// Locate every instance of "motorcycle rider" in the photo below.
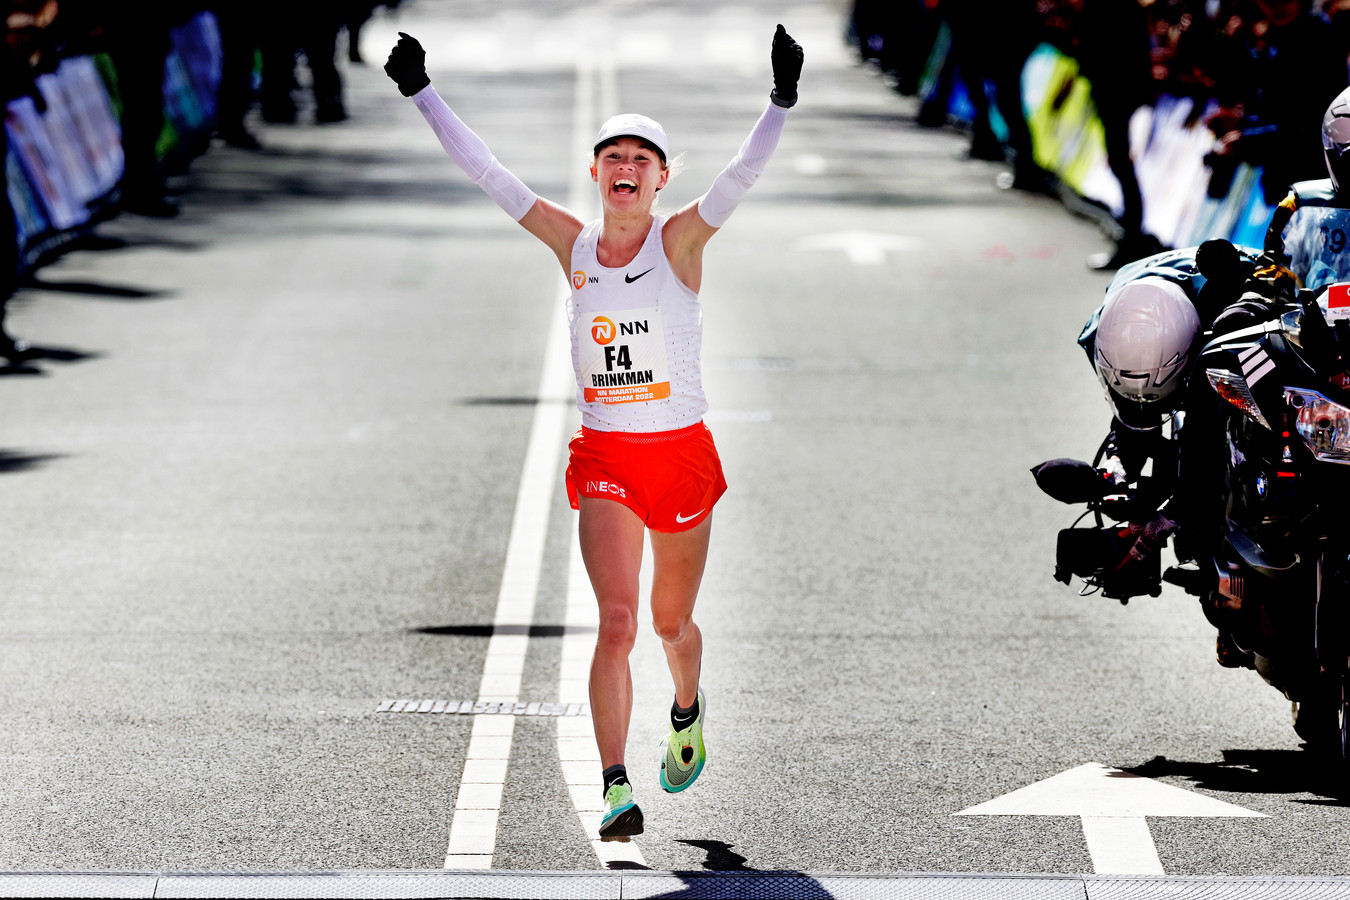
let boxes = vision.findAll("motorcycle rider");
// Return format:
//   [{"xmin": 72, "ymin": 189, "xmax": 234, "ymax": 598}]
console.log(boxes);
[
  {"xmin": 1040, "ymin": 88, "xmax": 1350, "ymax": 684},
  {"xmin": 1260, "ymin": 85, "xmax": 1350, "ymax": 293},
  {"xmin": 1078, "ymin": 241, "xmax": 1257, "ymax": 492},
  {"xmin": 1042, "ymin": 240, "xmax": 1260, "ymax": 663},
  {"xmin": 1075, "ymin": 271, "xmax": 1199, "ymax": 590},
  {"xmin": 1137, "ymin": 90, "xmax": 1350, "ymax": 665}
]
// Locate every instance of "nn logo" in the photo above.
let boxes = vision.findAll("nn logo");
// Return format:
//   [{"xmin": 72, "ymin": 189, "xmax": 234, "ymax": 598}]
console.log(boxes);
[
  {"xmin": 572, "ymin": 270, "xmax": 601, "ymax": 289},
  {"xmin": 591, "ymin": 316, "xmax": 650, "ymax": 345},
  {"xmin": 591, "ymin": 316, "xmax": 615, "ymax": 345}
]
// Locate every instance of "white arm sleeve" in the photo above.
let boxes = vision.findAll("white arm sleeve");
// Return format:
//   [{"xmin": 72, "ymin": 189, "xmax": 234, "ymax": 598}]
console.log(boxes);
[
  {"xmin": 411, "ymin": 85, "xmax": 538, "ymax": 222},
  {"xmin": 696, "ymin": 100, "xmax": 789, "ymax": 228}
]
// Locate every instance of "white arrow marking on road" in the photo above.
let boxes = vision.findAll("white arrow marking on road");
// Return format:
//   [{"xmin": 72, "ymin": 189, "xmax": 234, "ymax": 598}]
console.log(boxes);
[
  {"xmin": 955, "ymin": 762, "xmax": 1266, "ymax": 875},
  {"xmin": 793, "ymin": 231, "xmax": 923, "ymax": 266}
]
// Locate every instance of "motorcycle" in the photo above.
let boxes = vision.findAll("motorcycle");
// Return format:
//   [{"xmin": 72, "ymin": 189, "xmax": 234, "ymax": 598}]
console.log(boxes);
[{"xmin": 1036, "ymin": 230, "xmax": 1350, "ymax": 768}]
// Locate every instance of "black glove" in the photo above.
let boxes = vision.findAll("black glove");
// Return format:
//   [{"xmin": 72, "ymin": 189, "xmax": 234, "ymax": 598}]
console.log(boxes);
[
  {"xmin": 770, "ymin": 24, "xmax": 803, "ymax": 108},
  {"xmin": 385, "ymin": 31, "xmax": 431, "ymax": 97}
]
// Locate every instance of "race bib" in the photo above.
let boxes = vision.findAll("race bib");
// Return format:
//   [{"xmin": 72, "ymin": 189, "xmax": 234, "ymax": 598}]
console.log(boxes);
[
  {"xmin": 1327, "ymin": 283, "xmax": 1350, "ymax": 323},
  {"xmin": 577, "ymin": 307, "xmax": 671, "ymax": 404}
]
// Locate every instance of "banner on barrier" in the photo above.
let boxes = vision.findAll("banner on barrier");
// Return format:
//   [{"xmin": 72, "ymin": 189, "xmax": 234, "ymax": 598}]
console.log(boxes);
[{"xmin": 4, "ymin": 11, "xmax": 221, "ymax": 273}]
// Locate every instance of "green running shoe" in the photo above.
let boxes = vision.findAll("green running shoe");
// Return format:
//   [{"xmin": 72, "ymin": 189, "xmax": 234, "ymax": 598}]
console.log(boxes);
[
  {"xmin": 598, "ymin": 782, "xmax": 643, "ymax": 842},
  {"xmin": 659, "ymin": 689, "xmax": 706, "ymax": 793}
]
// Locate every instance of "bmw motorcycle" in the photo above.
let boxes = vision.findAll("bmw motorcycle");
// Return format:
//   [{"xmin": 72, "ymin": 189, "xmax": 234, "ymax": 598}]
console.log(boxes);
[{"xmin": 1037, "ymin": 227, "xmax": 1350, "ymax": 768}]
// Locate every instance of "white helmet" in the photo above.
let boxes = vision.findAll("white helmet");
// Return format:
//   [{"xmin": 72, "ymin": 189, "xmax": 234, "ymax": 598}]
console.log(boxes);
[
  {"xmin": 1324, "ymin": 86, "xmax": 1350, "ymax": 192},
  {"xmin": 1093, "ymin": 276, "xmax": 1200, "ymax": 430}
]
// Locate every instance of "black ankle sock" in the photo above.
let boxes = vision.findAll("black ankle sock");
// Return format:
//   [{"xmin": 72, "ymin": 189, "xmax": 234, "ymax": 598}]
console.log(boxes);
[
  {"xmin": 670, "ymin": 695, "xmax": 699, "ymax": 730},
  {"xmin": 602, "ymin": 764, "xmax": 629, "ymax": 794}
]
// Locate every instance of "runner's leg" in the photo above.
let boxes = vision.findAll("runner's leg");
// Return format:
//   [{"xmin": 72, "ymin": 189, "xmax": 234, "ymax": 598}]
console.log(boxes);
[
  {"xmin": 649, "ymin": 514, "xmax": 712, "ymax": 708},
  {"xmin": 578, "ymin": 495, "xmax": 646, "ymax": 768}
]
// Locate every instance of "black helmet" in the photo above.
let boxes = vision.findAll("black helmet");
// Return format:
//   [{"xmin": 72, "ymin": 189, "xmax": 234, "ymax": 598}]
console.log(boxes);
[{"xmin": 1323, "ymin": 87, "xmax": 1350, "ymax": 192}]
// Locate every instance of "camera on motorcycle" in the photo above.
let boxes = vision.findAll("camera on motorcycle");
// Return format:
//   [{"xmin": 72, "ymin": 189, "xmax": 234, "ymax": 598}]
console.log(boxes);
[
  {"xmin": 1054, "ymin": 524, "xmax": 1162, "ymax": 600},
  {"xmin": 1030, "ymin": 458, "xmax": 1118, "ymax": 503}
]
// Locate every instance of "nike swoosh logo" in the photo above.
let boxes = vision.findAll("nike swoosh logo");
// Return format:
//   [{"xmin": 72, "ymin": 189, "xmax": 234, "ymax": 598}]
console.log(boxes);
[
  {"xmin": 675, "ymin": 509, "xmax": 706, "ymax": 524},
  {"xmin": 625, "ymin": 268, "xmax": 655, "ymax": 284}
]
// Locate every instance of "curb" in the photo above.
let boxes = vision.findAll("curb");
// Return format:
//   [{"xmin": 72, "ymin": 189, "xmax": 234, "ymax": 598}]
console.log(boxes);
[{"xmin": 3, "ymin": 870, "xmax": 1350, "ymax": 900}]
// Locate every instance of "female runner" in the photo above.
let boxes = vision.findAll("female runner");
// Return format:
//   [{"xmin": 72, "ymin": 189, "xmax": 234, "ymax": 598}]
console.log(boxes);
[{"xmin": 385, "ymin": 26, "xmax": 802, "ymax": 841}]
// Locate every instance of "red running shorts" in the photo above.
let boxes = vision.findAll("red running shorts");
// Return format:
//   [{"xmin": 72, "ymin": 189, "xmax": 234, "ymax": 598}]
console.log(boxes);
[{"xmin": 565, "ymin": 422, "xmax": 727, "ymax": 533}]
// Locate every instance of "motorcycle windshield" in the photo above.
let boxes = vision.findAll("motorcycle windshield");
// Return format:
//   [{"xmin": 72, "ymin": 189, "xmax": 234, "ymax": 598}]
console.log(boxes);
[{"xmin": 1283, "ymin": 206, "xmax": 1350, "ymax": 291}]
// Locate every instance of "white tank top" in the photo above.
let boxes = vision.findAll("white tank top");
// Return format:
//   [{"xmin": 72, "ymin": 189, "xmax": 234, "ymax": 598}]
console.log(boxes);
[{"xmin": 566, "ymin": 214, "xmax": 706, "ymax": 432}]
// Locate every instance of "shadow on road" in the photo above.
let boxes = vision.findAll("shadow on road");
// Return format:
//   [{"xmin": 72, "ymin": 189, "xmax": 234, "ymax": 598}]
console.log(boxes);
[
  {"xmin": 625, "ymin": 839, "xmax": 835, "ymax": 899},
  {"xmin": 605, "ymin": 859, "xmax": 649, "ymax": 871},
  {"xmin": 0, "ymin": 450, "xmax": 65, "ymax": 474},
  {"xmin": 1127, "ymin": 749, "xmax": 1350, "ymax": 806},
  {"xmin": 24, "ymin": 345, "xmax": 102, "ymax": 364},
  {"xmin": 24, "ymin": 278, "xmax": 172, "ymax": 301},
  {"xmin": 644, "ymin": 871, "xmax": 835, "ymax": 899},
  {"xmin": 183, "ymin": 144, "xmax": 487, "ymax": 212},
  {"xmin": 4, "ymin": 344, "xmax": 103, "ymax": 365},
  {"xmin": 0, "ymin": 362, "xmax": 44, "ymax": 377},
  {"xmin": 676, "ymin": 839, "xmax": 756, "ymax": 871},
  {"xmin": 412, "ymin": 624, "xmax": 595, "ymax": 638},
  {"xmin": 461, "ymin": 396, "xmax": 543, "ymax": 406},
  {"xmin": 66, "ymin": 231, "xmax": 207, "ymax": 254}
]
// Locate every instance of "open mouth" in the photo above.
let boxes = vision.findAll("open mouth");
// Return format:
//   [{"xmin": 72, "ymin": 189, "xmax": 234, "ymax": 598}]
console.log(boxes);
[{"xmin": 613, "ymin": 179, "xmax": 637, "ymax": 194}]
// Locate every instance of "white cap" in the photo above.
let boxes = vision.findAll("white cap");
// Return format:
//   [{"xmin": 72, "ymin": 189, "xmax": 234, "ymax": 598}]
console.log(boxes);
[{"xmin": 593, "ymin": 114, "xmax": 669, "ymax": 163}]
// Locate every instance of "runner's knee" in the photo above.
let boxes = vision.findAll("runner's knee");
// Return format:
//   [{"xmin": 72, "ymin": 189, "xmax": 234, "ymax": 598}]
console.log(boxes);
[
  {"xmin": 596, "ymin": 606, "xmax": 639, "ymax": 653},
  {"xmin": 651, "ymin": 610, "xmax": 694, "ymax": 645}
]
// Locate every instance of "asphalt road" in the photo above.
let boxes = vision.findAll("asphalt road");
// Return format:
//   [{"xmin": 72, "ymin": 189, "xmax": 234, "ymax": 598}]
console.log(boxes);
[{"xmin": 2, "ymin": 0, "xmax": 1347, "ymax": 880}]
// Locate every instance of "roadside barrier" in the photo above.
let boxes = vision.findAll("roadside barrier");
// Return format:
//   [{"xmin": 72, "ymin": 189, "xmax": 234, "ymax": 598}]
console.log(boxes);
[
  {"xmin": 8, "ymin": 12, "xmax": 1290, "ymax": 283},
  {"xmin": 5, "ymin": 11, "xmax": 222, "ymax": 276},
  {"xmin": 917, "ymin": 34, "xmax": 1279, "ymax": 251}
]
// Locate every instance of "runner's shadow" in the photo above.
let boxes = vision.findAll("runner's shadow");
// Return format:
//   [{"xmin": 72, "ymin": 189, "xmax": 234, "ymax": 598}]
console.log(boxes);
[
  {"xmin": 1126, "ymin": 750, "xmax": 1350, "ymax": 805},
  {"xmin": 676, "ymin": 839, "xmax": 756, "ymax": 872},
  {"xmin": 635, "ymin": 841, "xmax": 833, "ymax": 899}
]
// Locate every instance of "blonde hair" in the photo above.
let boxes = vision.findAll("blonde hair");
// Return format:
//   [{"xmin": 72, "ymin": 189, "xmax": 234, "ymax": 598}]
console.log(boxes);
[{"xmin": 652, "ymin": 151, "xmax": 686, "ymax": 213}]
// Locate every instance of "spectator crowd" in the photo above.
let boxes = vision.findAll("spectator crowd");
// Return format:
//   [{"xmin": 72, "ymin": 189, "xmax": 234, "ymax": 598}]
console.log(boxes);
[
  {"xmin": 851, "ymin": 0, "xmax": 1350, "ymax": 268},
  {"xmin": 10, "ymin": 0, "xmax": 1350, "ymax": 363},
  {"xmin": 2, "ymin": 0, "xmax": 400, "ymax": 365}
]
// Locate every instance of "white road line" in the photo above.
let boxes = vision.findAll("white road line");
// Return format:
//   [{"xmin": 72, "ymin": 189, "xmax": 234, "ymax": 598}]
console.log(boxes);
[
  {"xmin": 443, "ymin": 48, "xmax": 605, "ymax": 870},
  {"xmin": 441, "ymin": 68, "xmax": 592, "ymax": 872},
  {"xmin": 443, "ymin": 293, "xmax": 572, "ymax": 869},
  {"xmin": 552, "ymin": 52, "xmax": 647, "ymax": 870}
]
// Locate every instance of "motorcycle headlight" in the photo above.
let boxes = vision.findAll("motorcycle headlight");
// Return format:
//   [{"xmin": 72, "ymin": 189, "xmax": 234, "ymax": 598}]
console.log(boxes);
[
  {"xmin": 1287, "ymin": 387, "xmax": 1350, "ymax": 463},
  {"xmin": 1207, "ymin": 368, "xmax": 1272, "ymax": 430}
]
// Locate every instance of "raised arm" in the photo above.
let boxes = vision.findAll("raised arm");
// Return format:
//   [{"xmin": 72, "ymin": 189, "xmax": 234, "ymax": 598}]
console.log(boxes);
[
  {"xmin": 386, "ymin": 33, "xmax": 582, "ymax": 270},
  {"xmin": 664, "ymin": 25, "xmax": 802, "ymax": 281}
]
